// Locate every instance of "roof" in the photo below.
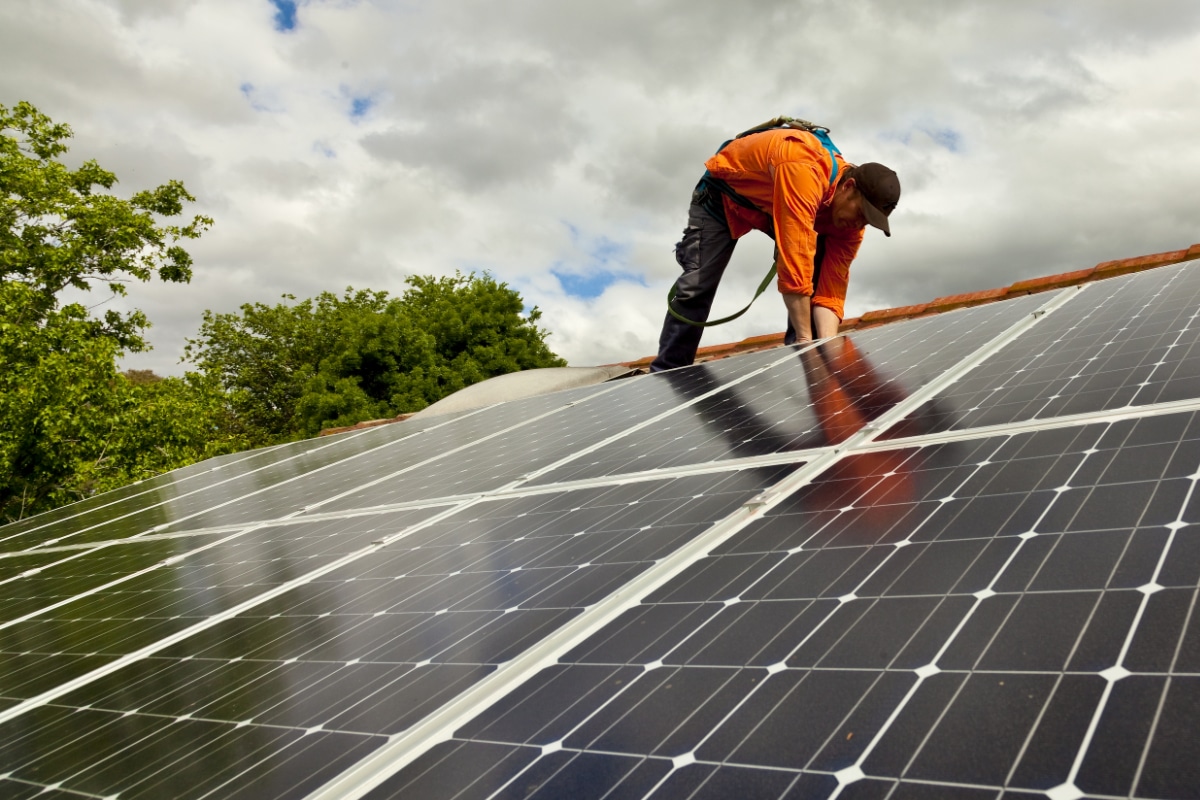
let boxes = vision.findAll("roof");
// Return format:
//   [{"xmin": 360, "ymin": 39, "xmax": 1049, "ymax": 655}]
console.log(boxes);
[
  {"xmin": 6, "ymin": 241, "xmax": 1200, "ymax": 800},
  {"xmin": 322, "ymin": 242, "xmax": 1200, "ymax": 436},
  {"xmin": 619, "ymin": 242, "xmax": 1200, "ymax": 368}
]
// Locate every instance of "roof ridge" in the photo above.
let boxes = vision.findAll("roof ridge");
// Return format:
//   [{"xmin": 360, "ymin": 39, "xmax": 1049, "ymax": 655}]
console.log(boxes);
[{"xmin": 616, "ymin": 242, "xmax": 1200, "ymax": 368}]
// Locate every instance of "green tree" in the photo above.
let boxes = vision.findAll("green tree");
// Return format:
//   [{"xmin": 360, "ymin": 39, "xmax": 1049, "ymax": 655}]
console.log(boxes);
[
  {"xmin": 0, "ymin": 101, "xmax": 236, "ymax": 521},
  {"xmin": 186, "ymin": 273, "xmax": 566, "ymax": 441}
]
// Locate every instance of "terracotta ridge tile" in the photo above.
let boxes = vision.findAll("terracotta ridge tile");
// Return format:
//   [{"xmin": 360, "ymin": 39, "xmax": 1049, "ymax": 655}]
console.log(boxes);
[
  {"xmin": 925, "ymin": 286, "xmax": 1011, "ymax": 313},
  {"xmin": 859, "ymin": 302, "xmax": 929, "ymax": 324},
  {"xmin": 1094, "ymin": 248, "xmax": 1189, "ymax": 276},
  {"xmin": 1008, "ymin": 267, "xmax": 1096, "ymax": 294}
]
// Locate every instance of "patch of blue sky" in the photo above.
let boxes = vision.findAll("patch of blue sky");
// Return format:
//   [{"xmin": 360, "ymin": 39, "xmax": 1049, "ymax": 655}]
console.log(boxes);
[
  {"xmin": 552, "ymin": 269, "xmax": 643, "ymax": 300},
  {"xmin": 313, "ymin": 141, "xmax": 336, "ymax": 158},
  {"xmin": 922, "ymin": 127, "xmax": 962, "ymax": 152},
  {"xmin": 350, "ymin": 96, "xmax": 374, "ymax": 118},
  {"xmin": 552, "ymin": 226, "xmax": 643, "ymax": 300},
  {"xmin": 269, "ymin": 0, "xmax": 298, "ymax": 32},
  {"xmin": 884, "ymin": 123, "xmax": 963, "ymax": 153},
  {"xmin": 240, "ymin": 83, "xmax": 284, "ymax": 113}
]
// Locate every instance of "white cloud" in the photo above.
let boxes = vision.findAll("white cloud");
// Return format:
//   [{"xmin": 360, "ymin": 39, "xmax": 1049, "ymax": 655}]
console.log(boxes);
[{"xmin": 2, "ymin": 0, "xmax": 1198, "ymax": 376}]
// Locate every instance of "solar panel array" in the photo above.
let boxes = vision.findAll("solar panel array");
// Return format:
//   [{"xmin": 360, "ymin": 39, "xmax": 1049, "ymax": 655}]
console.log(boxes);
[{"xmin": 2, "ymin": 262, "xmax": 1199, "ymax": 800}]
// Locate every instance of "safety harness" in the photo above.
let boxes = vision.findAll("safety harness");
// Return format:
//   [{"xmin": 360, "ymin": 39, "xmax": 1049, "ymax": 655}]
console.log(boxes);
[{"xmin": 668, "ymin": 117, "xmax": 842, "ymax": 327}]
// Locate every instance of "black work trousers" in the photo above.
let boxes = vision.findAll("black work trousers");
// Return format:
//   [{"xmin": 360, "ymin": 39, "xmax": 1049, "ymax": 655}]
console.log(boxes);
[{"xmin": 650, "ymin": 189, "xmax": 738, "ymax": 372}]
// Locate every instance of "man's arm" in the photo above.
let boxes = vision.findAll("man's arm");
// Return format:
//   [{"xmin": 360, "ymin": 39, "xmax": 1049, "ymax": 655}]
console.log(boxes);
[
  {"xmin": 782, "ymin": 292, "xmax": 814, "ymax": 342},
  {"xmin": 772, "ymin": 161, "xmax": 825, "ymax": 297},
  {"xmin": 810, "ymin": 234, "xmax": 862, "ymax": 320},
  {"xmin": 813, "ymin": 304, "xmax": 840, "ymax": 338},
  {"xmin": 782, "ymin": 292, "xmax": 841, "ymax": 342}
]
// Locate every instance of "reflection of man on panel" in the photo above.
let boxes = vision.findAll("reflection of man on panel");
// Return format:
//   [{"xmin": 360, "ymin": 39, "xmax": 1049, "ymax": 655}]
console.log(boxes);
[{"xmin": 651, "ymin": 120, "xmax": 900, "ymax": 372}]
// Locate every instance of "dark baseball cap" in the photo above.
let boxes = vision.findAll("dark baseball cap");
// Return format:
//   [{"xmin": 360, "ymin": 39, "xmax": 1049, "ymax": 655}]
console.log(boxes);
[{"xmin": 854, "ymin": 162, "xmax": 900, "ymax": 237}]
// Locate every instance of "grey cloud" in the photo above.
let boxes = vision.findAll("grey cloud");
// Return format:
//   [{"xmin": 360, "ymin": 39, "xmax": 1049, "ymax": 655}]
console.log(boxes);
[
  {"xmin": 0, "ymin": 1, "xmax": 252, "ymax": 128},
  {"xmin": 237, "ymin": 158, "xmax": 325, "ymax": 196},
  {"xmin": 109, "ymin": 0, "xmax": 193, "ymax": 24},
  {"xmin": 71, "ymin": 134, "xmax": 215, "ymax": 201},
  {"xmin": 588, "ymin": 124, "xmax": 727, "ymax": 220},
  {"xmin": 360, "ymin": 59, "xmax": 583, "ymax": 189},
  {"xmin": 7, "ymin": 0, "xmax": 1200, "ymax": 375}
]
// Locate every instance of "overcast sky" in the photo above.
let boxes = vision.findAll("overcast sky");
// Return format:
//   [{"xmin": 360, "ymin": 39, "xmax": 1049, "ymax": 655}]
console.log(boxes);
[{"xmin": 3, "ymin": 0, "xmax": 1199, "ymax": 374}]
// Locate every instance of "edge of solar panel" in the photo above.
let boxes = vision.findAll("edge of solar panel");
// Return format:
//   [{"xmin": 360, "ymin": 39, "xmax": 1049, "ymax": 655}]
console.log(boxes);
[{"xmin": 4, "ymin": 263, "xmax": 1200, "ymax": 800}]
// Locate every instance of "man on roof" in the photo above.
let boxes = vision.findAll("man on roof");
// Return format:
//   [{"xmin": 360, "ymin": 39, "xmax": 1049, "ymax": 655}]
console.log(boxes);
[{"xmin": 649, "ymin": 118, "xmax": 901, "ymax": 372}]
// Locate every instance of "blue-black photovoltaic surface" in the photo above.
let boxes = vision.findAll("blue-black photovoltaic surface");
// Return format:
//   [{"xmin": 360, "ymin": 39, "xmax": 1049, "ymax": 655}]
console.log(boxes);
[
  {"xmin": 534, "ymin": 292, "xmax": 1052, "ymax": 484},
  {"xmin": 376, "ymin": 411, "xmax": 1200, "ymax": 800},
  {"xmin": 308, "ymin": 356, "xmax": 802, "ymax": 513},
  {"xmin": 4, "ymin": 261, "xmax": 1200, "ymax": 800},
  {"xmin": 1, "ymin": 508, "xmax": 447, "ymax": 699},
  {"xmin": 0, "ymin": 414, "xmax": 439, "ymax": 552},
  {"xmin": 0, "ymin": 468, "xmax": 790, "ymax": 800},
  {"xmin": 889, "ymin": 260, "xmax": 1200, "ymax": 438}
]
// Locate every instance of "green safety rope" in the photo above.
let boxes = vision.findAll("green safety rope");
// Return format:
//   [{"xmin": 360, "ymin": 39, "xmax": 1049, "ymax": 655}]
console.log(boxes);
[{"xmin": 667, "ymin": 260, "xmax": 777, "ymax": 328}]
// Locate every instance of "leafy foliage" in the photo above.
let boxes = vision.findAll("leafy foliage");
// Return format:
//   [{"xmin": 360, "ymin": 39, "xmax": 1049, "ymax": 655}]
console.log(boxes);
[
  {"xmin": 1, "ymin": 101, "xmax": 210, "ymax": 350},
  {"xmin": 186, "ymin": 274, "xmax": 567, "ymax": 441},
  {"xmin": 0, "ymin": 101, "xmax": 568, "ymax": 522},
  {"xmin": 0, "ymin": 102, "xmax": 235, "ymax": 522}
]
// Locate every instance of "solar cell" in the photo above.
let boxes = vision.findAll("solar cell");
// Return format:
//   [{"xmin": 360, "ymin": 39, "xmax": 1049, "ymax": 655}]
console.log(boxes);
[
  {"xmin": 891, "ymin": 261, "xmax": 1200, "ymax": 437},
  {"xmin": 0, "ymin": 379, "xmax": 621, "ymax": 552},
  {"xmin": 533, "ymin": 292, "xmax": 1053, "ymax": 484},
  {"xmin": 4, "ymin": 263, "xmax": 1200, "ymax": 800},
  {"xmin": 373, "ymin": 411, "xmax": 1200, "ymax": 799},
  {"xmin": 0, "ymin": 417, "xmax": 435, "ymax": 552},
  {"xmin": 0, "ymin": 468, "xmax": 790, "ymax": 799},
  {"xmin": 308, "ymin": 362, "xmax": 787, "ymax": 513}
]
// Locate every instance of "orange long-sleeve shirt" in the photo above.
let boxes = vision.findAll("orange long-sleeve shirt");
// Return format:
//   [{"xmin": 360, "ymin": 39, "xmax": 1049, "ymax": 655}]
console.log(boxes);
[{"xmin": 705, "ymin": 129, "xmax": 864, "ymax": 319}]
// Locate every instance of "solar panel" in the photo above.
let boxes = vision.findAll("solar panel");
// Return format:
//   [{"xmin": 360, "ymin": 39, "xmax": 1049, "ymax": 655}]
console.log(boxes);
[
  {"xmin": 890, "ymin": 261, "xmax": 1200, "ymax": 437},
  {"xmin": 534, "ymin": 292, "xmax": 1053, "ymax": 485},
  {"xmin": 2, "ymin": 263, "xmax": 1200, "ymax": 800}
]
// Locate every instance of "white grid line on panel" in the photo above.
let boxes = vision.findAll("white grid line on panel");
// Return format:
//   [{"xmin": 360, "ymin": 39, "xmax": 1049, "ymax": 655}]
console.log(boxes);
[
  {"xmin": 824, "ymin": 430, "xmax": 1119, "ymax": 799},
  {"xmin": 467, "ymin": 414, "xmax": 1195, "ymax": 800},
  {"xmin": 35, "ymin": 388, "xmax": 1200, "ymax": 558},
  {"xmin": 523, "ymin": 436, "xmax": 1016, "ymax": 800},
  {"xmin": 0, "ymin": 525, "xmax": 273, "ymax": 634},
  {"xmin": 0, "ymin": 290, "xmax": 1080, "ymax": 652},
  {"xmin": 177, "ymin": 450, "xmax": 826, "ymax": 536},
  {"xmin": 0, "ymin": 501, "xmax": 462, "ymax": 559},
  {"xmin": 1021, "ymin": 265, "xmax": 1184, "ymax": 423},
  {"xmin": 0, "ymin": 525, "xmax": 287, "ymax": 557},
  {"xmin": 490, "ymin": 346, "xmax": 818, "ymax": 491},
  {"xmin": 6, "ymin": 288, "xmax": 1114, "ymax": 558},
  {"xmin": 0, "ymin": 280, "xmax": 1113, "ymax": 796},
  {"xmin": 304, "ymin": 453, "xmax": 855, "ymax": 800},
  {"xmin": 0, "ymin": 498, "xmax": 464, "ymax": 629},
  {"xmin": 302, "ymin": 287, "xmax": 1084, "ymax": 800},
  {"xmin": 1130, "ymin": 585, "xmax": 1200, "ymax": 795},
  {"xmin": 281, "ymin": 380, "xmax": 636, "ymax": 519},
  {"xmin": 0, "ymin": 543, "xmax": 106, "ymax": 584},
  {"xmin": 855, "ymin": 395, "xmax": 1200, "ymax": 454},
  {"xmin": 1056, "ymin": 468, "xmax": 1199, "ymax": 799},
  {"xmin": 1127, "ymin": 285, "xmax": 1200, "ymax": 408},
  {"xmin": 0, "ymin": 776, "xmax": 112, "ymax": 799},
  {"xmin": 413, "ymin": 741, "xmax": 1150, "ymax": 800},
  {"xmin": 0, "ymin": 457, "xmax": 822, "ymax": 626},
  {"xmin": 0, "ymin": 427, "xmax": 347, "ymax": 544},
  {"xmin": 7, "ymin": 378, "xmax": 621, "ymax": 553},
  {"xmin": 0, "ymin": 497, "xmax": 495, "ymax": 726},
  {"xmin": 0, "ymin": 423, "xmax": 391, "ymax": 550},
  {"xmin": 10, "ymin": 382, "xmax": 1200, "ymax": 560}
]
